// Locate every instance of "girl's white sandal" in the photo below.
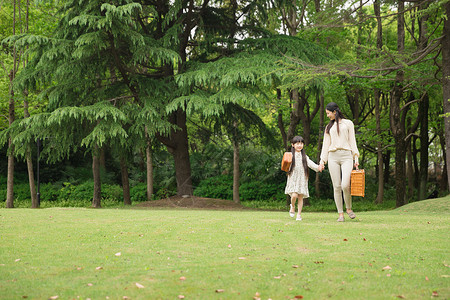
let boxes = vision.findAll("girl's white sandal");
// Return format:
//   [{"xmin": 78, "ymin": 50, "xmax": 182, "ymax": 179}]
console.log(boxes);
[
  {"xmin": 289, "ymin": 204, "xmax": 295, "ymax": 218},
  {"xmin": 296, "ymin": 214, "xmax": 302, "ymax": 221}
]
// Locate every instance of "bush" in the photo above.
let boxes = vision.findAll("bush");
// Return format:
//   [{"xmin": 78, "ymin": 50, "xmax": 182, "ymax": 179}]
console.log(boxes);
[
  {"xmin": 130, "ymin": 183, "xmax": 148, "ymax": 202},
  {"xmin": 194, "ymin": 174, "xmax": 286, "ymax": 201},
  {"xmin": 194, "ymin": 175, "xmax": 234, "ymax": 200}
]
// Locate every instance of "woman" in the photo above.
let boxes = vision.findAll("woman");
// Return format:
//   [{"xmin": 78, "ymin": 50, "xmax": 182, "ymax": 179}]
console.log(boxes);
[{"xmin": 318, "ymin": 102, "xmax": 359, "ymax": 222}]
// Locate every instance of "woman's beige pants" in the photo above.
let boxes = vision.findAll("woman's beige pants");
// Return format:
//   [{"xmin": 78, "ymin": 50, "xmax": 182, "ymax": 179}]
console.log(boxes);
[{"xmin": 328, "ymin": 150, "xmax": 353, "ymax": 213}]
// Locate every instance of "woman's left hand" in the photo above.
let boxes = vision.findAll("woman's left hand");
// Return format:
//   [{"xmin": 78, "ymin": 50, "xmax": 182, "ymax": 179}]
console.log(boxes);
[{"xmin": 354, "ymin": 162, "xmax": 359, "ymax": 170}]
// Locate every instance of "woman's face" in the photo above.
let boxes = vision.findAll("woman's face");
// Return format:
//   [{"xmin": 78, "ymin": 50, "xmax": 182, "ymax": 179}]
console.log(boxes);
[
  {"xmin": 326, "ymin": 109, "xmax": 336, "ymax": 120},
  {"xmin": 292, "ymin": 141, "xmax": 304, "ymax": 152}
]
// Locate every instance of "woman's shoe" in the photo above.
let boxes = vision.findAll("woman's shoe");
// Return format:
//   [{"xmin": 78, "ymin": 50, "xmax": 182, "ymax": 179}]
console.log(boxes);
[
  {"xmin": 337, "ymin": 216, "xmax": 345, "ymax": 222},
  {"xmin": 289, "ymin": 204, "xmax": 295, "ymax": 217},
  {"xmin": 296, "ymin": 214, "xmax": 302, "ymax": 221},
  {"xmin": 347, "ymin": 211, "xmax": 356, "ymax": 219}
]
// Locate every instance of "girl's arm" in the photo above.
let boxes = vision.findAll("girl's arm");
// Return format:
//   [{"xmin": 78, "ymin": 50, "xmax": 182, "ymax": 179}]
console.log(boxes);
[{"xmin": 307, "ymin": 156, "xmax": 319, "ymax": 172}]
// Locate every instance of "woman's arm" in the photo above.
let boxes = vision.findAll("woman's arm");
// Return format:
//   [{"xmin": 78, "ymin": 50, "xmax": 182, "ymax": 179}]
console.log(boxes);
[{"xmin": 348, "ymin": 120, "xmax": 360, "ymax": 167}]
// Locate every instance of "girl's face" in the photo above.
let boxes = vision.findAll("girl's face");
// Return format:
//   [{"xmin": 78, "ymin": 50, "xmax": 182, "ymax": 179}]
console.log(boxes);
[
  {"xmin": 292, "ymin": 141, "xmax": 304, "ymax": 152},
  {"xmin": 326, "ymin": 109, "xmax": 336, "ymax": 120}
]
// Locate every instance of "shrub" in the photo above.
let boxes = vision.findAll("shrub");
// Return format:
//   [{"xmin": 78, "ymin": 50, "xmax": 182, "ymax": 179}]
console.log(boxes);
[
  {"xmin": 194, "ymin": 175, "xmax": 233, "ymax": 200},
  {"xmin": 130, "ymin": 183, "xmax": 148, "ymax": 202}
]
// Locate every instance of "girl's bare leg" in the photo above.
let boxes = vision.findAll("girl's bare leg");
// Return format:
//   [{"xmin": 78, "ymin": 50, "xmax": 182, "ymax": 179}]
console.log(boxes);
[
  {"xmin": 290, "ymin": 193, "xmax": 298, "ymax": 213},
  {"xmin": 297, "ymin": 194, "xmax": 304, "ymax": 216}
]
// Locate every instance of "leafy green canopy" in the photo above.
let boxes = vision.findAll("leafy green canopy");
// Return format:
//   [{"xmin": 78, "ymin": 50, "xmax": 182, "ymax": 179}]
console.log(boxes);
[
  {"xmin": 171, "ymin": 34, "xmax": 335, "ymax": 116},
  {"xmin": 3, "ymin": 0, "xmax": 184, "ymax": 160}
]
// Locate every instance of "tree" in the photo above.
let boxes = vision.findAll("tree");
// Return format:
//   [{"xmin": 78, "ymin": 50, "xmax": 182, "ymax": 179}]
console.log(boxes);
[
  {"xmin": 443, "ymin": 0, "xmax": 450, "ymax": 191},
  {"xmin": 8, "ymin": 1, "xmax": 179, "ymax": 205}
]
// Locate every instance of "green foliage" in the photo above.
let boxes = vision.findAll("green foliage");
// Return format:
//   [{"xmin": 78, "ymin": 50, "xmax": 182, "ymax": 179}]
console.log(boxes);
[
  {"xmin": 193, "ymin": 175, "xmax": 234, "ymax": 200},
  {"xmin": 0, "ymin": 181, "xmax": 124, "ymax": 208},
  {"xmin": 130, "ymin": 182, "xmax": 148, "ymax": 202}
]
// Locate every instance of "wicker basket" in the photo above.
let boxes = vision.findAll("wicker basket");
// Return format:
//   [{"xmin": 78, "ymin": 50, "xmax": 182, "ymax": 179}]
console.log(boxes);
[
  {"xmin": 351, "ymin": 169, "xmax": 365, "ymax": 197},
  {"xmin": 281, "ymin": 152, "xmax": 292, "ymax": 172}
]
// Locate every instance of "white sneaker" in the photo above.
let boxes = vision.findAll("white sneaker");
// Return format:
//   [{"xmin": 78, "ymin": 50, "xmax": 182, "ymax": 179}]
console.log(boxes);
[
  {"xmin": 296, "ymin": 214, "xmax": 302, "ymax": 221},
  {"xmin": 289, "ymin": 204, "xmax": 295, "ymax": 217}
]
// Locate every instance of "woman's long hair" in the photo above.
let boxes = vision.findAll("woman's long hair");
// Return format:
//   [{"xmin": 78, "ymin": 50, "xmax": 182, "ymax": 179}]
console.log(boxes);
[
  {"xmin": 325, "ymin": 102, "xmax": 345, "ymax": 135},
  {"xmin": 289, "ymin": 136, "xmax": 309, "ymax": 178}
]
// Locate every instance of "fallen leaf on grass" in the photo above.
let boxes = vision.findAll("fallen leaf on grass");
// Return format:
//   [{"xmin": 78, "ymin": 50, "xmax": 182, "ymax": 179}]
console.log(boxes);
[
  {"xmin": 441, "ymin": 275, "xmax": 450, "ymax": 278},
  {"xmin": 22, "ymin": 296, "xmax": 27, "ymax": 299},
  {"xmin": 178, "ymin": 295, "xmax": 185, "ymax": 299},
  {"xmin": 227, "ymin": 244, "xmax": 231, "ymax": 248},
  {"xmin": 115, "ymin": 252, "xmax": 122, "ymax": 257},
  {"xmin": 179, "ymin": 276, "xmax": 186, "ymax": 281},
  {"xmin": 343, "ymin": 239, "xmax": 348, "ymax": 241},
  {"xmin": 382, "ymin": 266, "xmax": 392, "ymax": 270},
  {"xmin": 87, "ymin": 283, "xmax": 93, "ymax": 286},
  {"xmin": 432, "ymin": 291, "xmax": 439, "ymax": 297},
  {"xmin": 95, "ymin": 267, "xmax": 103, "ymax": 270},
  {"xmin": 295, "ymin": 296, "xmax": 304, "ymax": 299},
  {"xmin": 273, "ymin": 276, "xmax": 281, "ymax": 279},
  {"xmin": 238, "ymin": 257, "xmax": 246, "ymax": 260},
  {"xmin": 386, "ymin": 274, "xmax": 391, "ymax": 277},
  {"xmin": 122, "ymin": 297, "xmax": 130, "ymax": 300},
  {"xmin": 48, "ymin": 296, "xmax": 58, "ymax": 300},
  {"xmin": 215, "ymin": 289, "xmax": 225, "ymax": 293},
  {"xmin": 292, "ymin": 265, "xmax": 299, "ymax": 268},
  {"xmin": 15, "ymin": 259, "xmax": 21, "ymax": 262},
  {"xmin": 396, "ymin": 295, "xmax": 405, "ymax": 298},
  {"xmin": 425, "ymin": 276, "xmax": 429, "ymax": 281},
  {"xmin": 314, "ymin": 261, "xmax": 324, "ymax": 264},
  {"xmin": 135, "ymin": 283, "xmax": 145, "ymax": 289}
]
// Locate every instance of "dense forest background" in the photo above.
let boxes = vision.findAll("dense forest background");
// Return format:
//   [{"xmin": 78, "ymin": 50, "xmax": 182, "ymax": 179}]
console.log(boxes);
[{"xmin": 1, "ymin": 0, "xmax": 449, "ymax": 209}]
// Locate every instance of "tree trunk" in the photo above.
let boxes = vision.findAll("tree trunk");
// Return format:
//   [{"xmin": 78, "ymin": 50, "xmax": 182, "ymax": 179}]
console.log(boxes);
[
  {"xmin": 417, "ymin": 2, "xmax": 429, "ymax": 199},
  {"xmin": 441, "ymin": 0, "xmax": 450, "ymax": 191},
  {"xmin": 6, "ymin": 141, "xmax": 14, "ymax": 208},
  {"xmin": 374, "ymin": 0, "xmax": 384, "ymax": 204},
  {"xmin": 120, "ymin": 155, "xmax": 131, "ymax": 205},
  {"xmin": 277, "ymin": 89, "xmax": 288, "ymax": 150},
  {"xmin": 6, "ymin": 1, "xmax": 17, "ymax": 209},
  {"xmin": 167, "ymin": 110, "xmax": 193, "ymax": 196},
  {"xmin": 92, "ymin": 145, "xmax": 102, "ymax": 208},
  {"xmin": 233, "ymin": 139, "xmax": 240, "ymax": 203},
  {"xmin": 298, "ymin": 89, "xmax": 320, "ymax": 146},
  {"xmin": 390, "ymin": 0, "xmax": 406, "ymax": 207},
  {"xmin": 24, "ymin": 97, "xmax": 37, "ymax": 207},
  {"xmin": 384, "ymin": 150, "xmax": 391, "ymax": 184},
  {"xmin": 406, "ymin": 119, "xmax": 414, "ymax": 199},
  {"xmin": 419, "ymin": 93, "xmax": 429, "ymax": 199},
  {"xmin": 6, "ymin": 70, "xmax": 15, "ymax": 208},
  {"xmin": 286, "ymin": 89, "xmax": 301, "ymax": 147},
  {"xmin": 315, "ymin": 91, "xmax": 324, "ymax": 197},
  {"xmin": 145, "ymin": 127, "xmax": 154, "ymax": 201},
  {"xmin": 374, "ymin": 89, "xmax": 384, "ymax": 204}
]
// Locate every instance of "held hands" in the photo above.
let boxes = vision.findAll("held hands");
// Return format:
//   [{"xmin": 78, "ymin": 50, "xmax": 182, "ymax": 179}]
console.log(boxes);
[{"xmin": 318, "ymin": 163, "xmax": 325, "ymax": 172}]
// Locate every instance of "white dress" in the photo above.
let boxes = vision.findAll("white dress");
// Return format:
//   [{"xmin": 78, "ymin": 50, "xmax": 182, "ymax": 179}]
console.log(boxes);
[{"xmin": 285, "ymin": 152, "xmax": 319, "ymax": 198}]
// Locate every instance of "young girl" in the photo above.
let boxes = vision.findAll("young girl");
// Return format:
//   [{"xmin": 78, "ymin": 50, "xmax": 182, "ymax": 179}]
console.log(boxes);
[{"xmin": 285, "ymin": 136, "xmax": 320, "ymax": 221}]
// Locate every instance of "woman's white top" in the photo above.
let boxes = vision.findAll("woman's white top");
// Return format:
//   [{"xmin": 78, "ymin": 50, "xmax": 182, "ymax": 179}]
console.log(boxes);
[
  {"xmin": 320, "ymin": 119, "xmax": 359, "ymax": 164},
  {"xmin": 285, "ymin": 152, "xmax": 319, "ymax": 198}
]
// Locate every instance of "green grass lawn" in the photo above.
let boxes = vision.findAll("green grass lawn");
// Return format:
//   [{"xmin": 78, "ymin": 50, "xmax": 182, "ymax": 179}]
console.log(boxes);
[{"xmin": 0, "ymin": 197, "xmax": 449, "ymax": 300}]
